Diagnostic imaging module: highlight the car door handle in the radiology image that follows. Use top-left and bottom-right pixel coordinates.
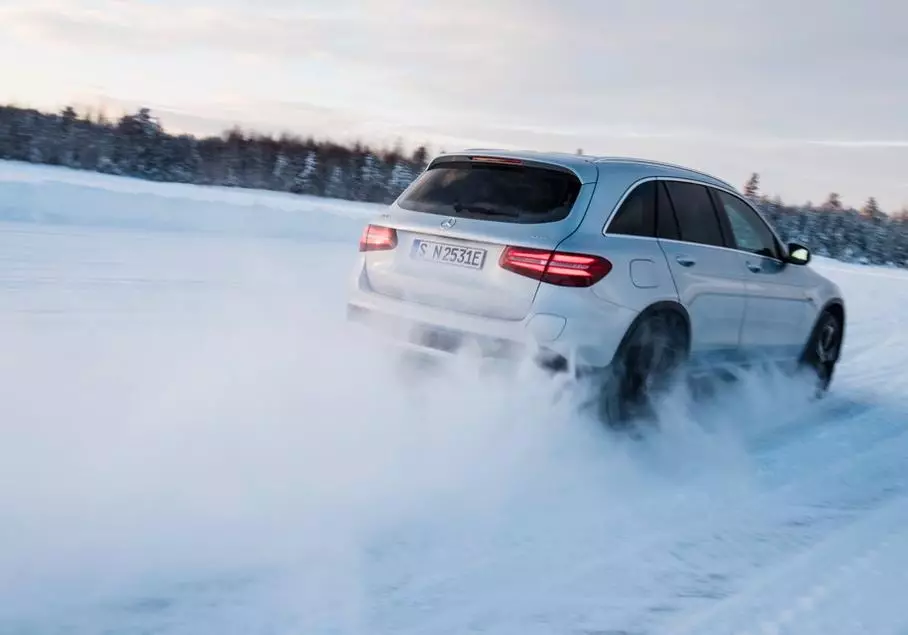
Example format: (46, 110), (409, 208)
(745, 261), (762, 273)
(675, 255), (696, 267)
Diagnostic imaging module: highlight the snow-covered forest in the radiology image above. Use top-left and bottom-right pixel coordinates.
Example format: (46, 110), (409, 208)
(2, 104), (906, 267)
(0, 104), (427, 204)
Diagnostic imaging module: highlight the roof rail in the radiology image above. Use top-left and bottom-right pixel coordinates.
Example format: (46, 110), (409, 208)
(593, 156), (737, 190)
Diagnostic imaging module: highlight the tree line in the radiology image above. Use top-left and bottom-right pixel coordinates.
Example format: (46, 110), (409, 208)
(1, 104), (907, 267)
(741, 173), (908, 267)
(0, 104), (427, 204)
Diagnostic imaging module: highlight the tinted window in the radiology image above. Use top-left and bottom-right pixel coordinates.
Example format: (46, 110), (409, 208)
(398, 161), (581, 224)
(664, 181), (726, 247)
(715, 190), (781, 259)
(607, 181), (655, 237)
(656, 181), (680, 240)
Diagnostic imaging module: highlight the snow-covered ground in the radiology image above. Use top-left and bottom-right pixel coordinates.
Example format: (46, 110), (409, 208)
(2, 161), (907, 635)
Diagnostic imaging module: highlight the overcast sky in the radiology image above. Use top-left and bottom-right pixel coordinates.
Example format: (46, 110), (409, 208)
(1, 0), (906, 210)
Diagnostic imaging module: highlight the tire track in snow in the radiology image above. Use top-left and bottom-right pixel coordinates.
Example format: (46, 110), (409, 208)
(362, 392), (908, 635)
(666, 483), (908, 635)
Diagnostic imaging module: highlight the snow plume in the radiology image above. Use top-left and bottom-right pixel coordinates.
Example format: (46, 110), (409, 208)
(0, 264), (578, 631)
(0, 275), (815, 635)
(0, 180), (838, 633)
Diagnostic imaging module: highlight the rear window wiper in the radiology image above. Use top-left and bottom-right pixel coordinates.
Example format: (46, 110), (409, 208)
(453, 203), (520, 218)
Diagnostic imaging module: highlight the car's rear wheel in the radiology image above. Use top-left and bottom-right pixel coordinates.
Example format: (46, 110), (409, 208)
(597, 311), (689, 428)
(800, 310), (843, 397)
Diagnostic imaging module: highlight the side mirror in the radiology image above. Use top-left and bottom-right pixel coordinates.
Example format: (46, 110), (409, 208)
(786, 242), (811, 265)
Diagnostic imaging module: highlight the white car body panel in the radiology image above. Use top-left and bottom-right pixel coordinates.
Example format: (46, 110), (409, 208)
(346, 150), (845, 372)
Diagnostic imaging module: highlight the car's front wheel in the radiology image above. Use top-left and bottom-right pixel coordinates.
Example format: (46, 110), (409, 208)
(800, 309), (843, 396)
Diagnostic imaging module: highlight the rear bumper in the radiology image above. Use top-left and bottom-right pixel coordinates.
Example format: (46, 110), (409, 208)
(347, 301), (545, 362)
(346, 264), (638, 369)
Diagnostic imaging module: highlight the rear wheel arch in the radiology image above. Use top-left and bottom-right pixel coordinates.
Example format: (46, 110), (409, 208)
(611, 300), (691, 365)
(596, 300), (691, 427)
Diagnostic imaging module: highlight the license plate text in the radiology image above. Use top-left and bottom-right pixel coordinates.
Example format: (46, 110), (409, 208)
(411, 240), (487, 269)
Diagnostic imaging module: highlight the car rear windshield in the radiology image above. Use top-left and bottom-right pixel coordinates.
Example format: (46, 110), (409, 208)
(397, 161), (582, 224)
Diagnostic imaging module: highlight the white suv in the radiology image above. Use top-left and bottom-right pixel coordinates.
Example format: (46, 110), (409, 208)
(347, 150), (846, 423)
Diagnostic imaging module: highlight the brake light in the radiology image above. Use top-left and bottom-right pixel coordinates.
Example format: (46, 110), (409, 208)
(499, 246), (612, 287)
(359, 224), (398, 252)
(469, 156), (524, 166)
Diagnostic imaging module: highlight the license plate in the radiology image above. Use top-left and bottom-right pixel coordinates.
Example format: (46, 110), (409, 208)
(410, 239), (487, 269)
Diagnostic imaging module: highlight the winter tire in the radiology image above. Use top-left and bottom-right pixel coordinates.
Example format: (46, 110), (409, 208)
(801, 309), (843, 397)
(598, 311), (689, 428)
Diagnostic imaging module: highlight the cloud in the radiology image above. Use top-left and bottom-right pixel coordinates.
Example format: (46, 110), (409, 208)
(0, 0), (541, 61)
(802, 140), (908, 149)
(1, 0), (906, 209)
(0, 2), (347, 56)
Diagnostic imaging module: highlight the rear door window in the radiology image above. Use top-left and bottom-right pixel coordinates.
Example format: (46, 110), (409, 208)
(607, 181), (655, 237)
(656, 181), (681, 240)
(398, 160), (581, 224)
(663, 181), (727, 248)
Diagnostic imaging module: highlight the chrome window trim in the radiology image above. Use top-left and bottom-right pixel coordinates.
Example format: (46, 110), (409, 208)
(602, 176), (789, 263)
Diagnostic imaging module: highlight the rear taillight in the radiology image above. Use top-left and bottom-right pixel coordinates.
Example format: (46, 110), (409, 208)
(499, 246), (612, 287)
(359, 224), (398, 252)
